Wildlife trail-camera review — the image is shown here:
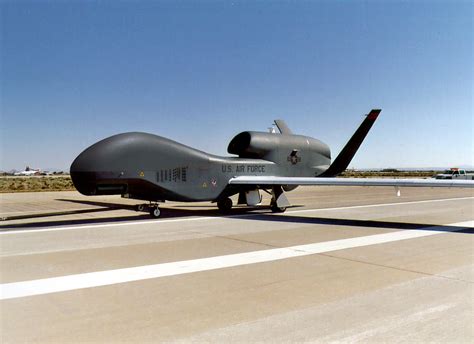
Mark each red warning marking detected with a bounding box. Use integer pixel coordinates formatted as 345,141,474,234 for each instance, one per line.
367,110,381,120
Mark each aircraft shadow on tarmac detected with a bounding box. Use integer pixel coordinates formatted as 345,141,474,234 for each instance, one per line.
0,199,127,223
56,198,277,212
0,199,276,229
240,214,474,234
0,200,472,234
55,198,137,210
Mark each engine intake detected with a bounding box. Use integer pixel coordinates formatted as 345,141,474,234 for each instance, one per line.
228,132,277,158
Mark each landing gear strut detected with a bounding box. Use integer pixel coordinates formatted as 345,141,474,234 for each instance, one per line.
217,198,233,212
270,186,289,213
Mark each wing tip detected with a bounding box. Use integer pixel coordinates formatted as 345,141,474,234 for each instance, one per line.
367,109,382,120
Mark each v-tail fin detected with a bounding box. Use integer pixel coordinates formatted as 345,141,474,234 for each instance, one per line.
320,109,381,177
274,120,293,134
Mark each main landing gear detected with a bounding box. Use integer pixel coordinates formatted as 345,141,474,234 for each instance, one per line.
270,202,287,213
259,189,287,212
135,203,161,218
270,186,289,213
217,198,233,212
217,189,288,214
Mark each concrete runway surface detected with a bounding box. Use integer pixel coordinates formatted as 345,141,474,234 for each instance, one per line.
1,186,473,343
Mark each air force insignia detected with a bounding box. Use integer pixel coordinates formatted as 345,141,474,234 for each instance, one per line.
287,150,301,165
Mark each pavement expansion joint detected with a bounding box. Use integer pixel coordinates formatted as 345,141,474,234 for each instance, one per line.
205,233,282,250
318,252,474,285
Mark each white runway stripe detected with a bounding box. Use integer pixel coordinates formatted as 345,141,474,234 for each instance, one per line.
1,196,473,235
1,220,472,300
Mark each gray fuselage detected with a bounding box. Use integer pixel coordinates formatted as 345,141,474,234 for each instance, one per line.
70,132,331,202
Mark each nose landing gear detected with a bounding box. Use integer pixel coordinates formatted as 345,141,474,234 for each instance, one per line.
135,203,162,218
149,205,161,218
135,204,146,212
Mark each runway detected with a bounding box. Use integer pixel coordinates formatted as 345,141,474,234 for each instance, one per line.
1,186,473,342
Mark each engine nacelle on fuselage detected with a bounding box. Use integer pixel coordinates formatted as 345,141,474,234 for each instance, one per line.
227,131,331,175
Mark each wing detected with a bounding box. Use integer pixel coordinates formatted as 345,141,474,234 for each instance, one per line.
229,176,474,188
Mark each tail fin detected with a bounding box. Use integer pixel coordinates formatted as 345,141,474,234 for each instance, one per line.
274,120,293,134
320,109,381,177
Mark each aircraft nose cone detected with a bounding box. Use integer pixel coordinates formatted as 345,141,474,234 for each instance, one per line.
70,134,128,195
70,148,103,195
70,132,160,195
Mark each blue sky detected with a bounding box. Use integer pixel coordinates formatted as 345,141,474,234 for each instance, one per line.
1,0,472,171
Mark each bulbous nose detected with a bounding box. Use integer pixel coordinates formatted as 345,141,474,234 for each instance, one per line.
70,147,105,195
70,131,190,196
70,133,131,195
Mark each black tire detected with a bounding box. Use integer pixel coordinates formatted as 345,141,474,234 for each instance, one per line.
149,207,161,218
135,204,145,212
271,203,287,213
217,198,233,212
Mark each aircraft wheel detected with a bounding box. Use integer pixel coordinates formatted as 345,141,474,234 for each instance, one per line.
150,206,161,218
135,204,146,212
271,203,287,213
217,198,233,212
